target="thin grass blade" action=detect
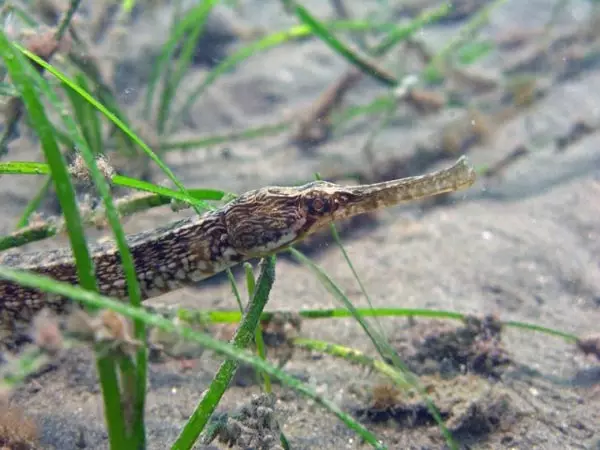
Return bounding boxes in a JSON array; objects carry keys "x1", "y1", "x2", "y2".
[
  {"x1": 174, "y1": 20, "x2": 400, "y2": 122},
  {"x1": 0, "y1": 265, "x2": 383, "y2": 450},
  {"x1": 289, "y1": 247, "x2": 457, "y2": 449},
  {"x1": 0, "y1": 161, "x2": 228, "y2": 208},
  {"x1": 0, "y1": 30, "x2": 128, "y2": 448},
  {"x1": 157, "y1": 0, "x2": 219, "y2": 134},
  {"x1": 18, "y1": 45, "x2": 207, "y2": 215},
  {"x1": 243, "y1": 262, "x2": 271, "y2": 392},
  {"x1": 372, "y1": 3, "x2": 451, "y2": 56},
  {"x1": 144, "y1": 1, "x2": 202, "y2": 116},
  {"x1": 293, "y1": 4, "x2": 397, "y2": 87},
  {"x1": 37, "y1": 56, "x2": 149, "y2": 449},
  {"x1": 171, "y1": 256, "x2": 277, "y2": 449}
]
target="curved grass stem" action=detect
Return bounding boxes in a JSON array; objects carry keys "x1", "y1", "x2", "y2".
[{"x1": 171, "y1": 256, "x2": 277, "y2": 450}]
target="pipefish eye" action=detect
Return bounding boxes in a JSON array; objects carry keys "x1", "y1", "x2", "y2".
[{"x1": 306, "y1": 197, "x2": 329, "y2": 214}]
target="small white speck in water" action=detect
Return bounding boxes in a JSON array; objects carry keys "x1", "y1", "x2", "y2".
[
  {"x1": 171, "y1": 387, "x2": 177, "y2": 395},
  {"x1": 278, "y1": 69, "x2": 294, "y2": 83},
  {"x1": 529, "y1": 387, "x2": 539, "y2": 397}
]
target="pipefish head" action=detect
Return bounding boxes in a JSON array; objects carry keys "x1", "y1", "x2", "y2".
[
  {"x1": 222, "y1": 156, "x2": 476, "y2": 257},
  {"x1": 222, "y1": 181, "x2": 360, "y2": 257}
]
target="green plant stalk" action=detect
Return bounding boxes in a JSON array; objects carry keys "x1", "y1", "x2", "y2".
[
  {"x1": 1, "y1": 265, "x2": 396, "y2": 449},
  {"x1": 171, "y1": 91, "x2": 399, "y2": 154},
  {"x1": 176, "y1": 9, "x2": 438, "y2": 125},
  {"x1": 456, "y1": 40, "x2": 494, "y2": 66},
  {"x1": 15, "y1": 35, "x2": 148, "y2": 446},
  {"x1": 372, "y1": 3, "x2": 451, "y2": 56},
  {"x1": 328, "y1": 221, "x2": 388, "y2": 336},
  {"x1": 18, "y1": 47, "x2": 207, "y2": 216},
  {"x1": 1, "y1": 304, "x2": 581, "y2": 413},
  {"x1": 426, "y1": 0, "x2": 508, "y2": 77},
  {"x1": 0, "y1": 162, "x2": 228, "y2": 252},
  {"x1": 0, "y1": 160, "x2": 227, "y2": 206},
  {"x1": 290, "y1": 248, "x2": 394, "y2": 361},
  {"x1": 289, "y1": 247, "x2": 457, "y2": 449},
  {"x1": 0, "y1": 30, "x2": 128, "y2": 448},
  {"x1": 75, "y1": 74, "x2": 104, "y2": 155},
  {"x1": 293, "y1": 4, "x2": 397, "y2": 87},
  {"x1": 253, "y1": 318, "x2": 272, "y2": 393},
  {"x1": 121, "y1": 0, "x2": 137, "y2": 14},
  {"x1": 161, "y1": 121, "x2": 290, "y2": 151},
  {"x1": 244, "y1": 263, "x2": 272, "y2": 392},
  {"x1": 173, "y1": 20, "x2": 405, "y2": 122},
  {"x1": 293, "y1": 338, "x2": 410, "y2": 389},
  {"x1": 176, "y1": 306, "x2": 578, "y2": 343},
  {"x1": 110, "y1": 175, "x2": 226, "y2": 207},
  {"x1": 65, "y1": 52, "x2": 133, "y2": 150},
  {"x1": 158, "y1": 0, "x2": 218, "y2": 134},
  {"x1": 0, "y1": 222, "x2": 59, "y2": 251},
  {"x1": 56, "y1": 76, "x2": 149, "y2": 447},
  {"x1": 1, "y1": 347, "x2": 49, "y2": 391},
  {"x1": 54, "y1": 0, "x2": 82, "y2": 41},
  {"x1": 15, "y1": 176, "x2": 53, "y2": 228},
  {"x1": 279, "y1": 432, "x2": 291, "y2": 450},
  {"x1": 224, "y1": 264, "x2": 270, "y2": 390},
  {"x1": 226, "y1": 268, "x2": 245, "y2": 313},
  {"x1": 503, "y1": 320, "x2": 577, "y2": 341},
  {"x1": 144, "y1": 0, "x2": 196, "y2": 116},
  {"x1": 115, "y1": 353, "x2": 142, "y2": 448},
  {"x1": 172, "y1": 255, "x2": 277, "y2": 450},
  {"x1": 313, "y1": 170, "x2": 384, "y2": 338},
  {"x1": 65, "y1": 82, "x2": 95, "y2": 152}
]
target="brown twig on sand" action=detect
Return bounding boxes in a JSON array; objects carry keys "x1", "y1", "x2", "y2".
[
  {"x1": 482, "y1": 145, "x2": 529, "y2": 179},
  {"x1": 404, "y1": 88, "x2": 447, "y2": 114},
  {"x1": 0, "y1": 400, "x2": 40, "y2": 450},
  {"x1": 555, "y1": 120, "x2": 597, "y2": 152},
  {"x1": 291, "y1": 68, "x2": 363, "y2": 148},
  {"x1": 576, "y1": 334, "x2": 600, "y2": 361}
]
